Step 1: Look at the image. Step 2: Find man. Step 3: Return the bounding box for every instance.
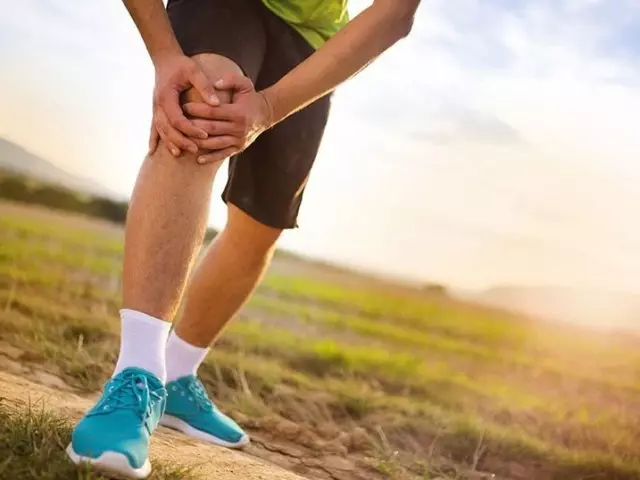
[66,0,420,478]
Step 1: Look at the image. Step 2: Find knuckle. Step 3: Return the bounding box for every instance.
[178,119,192,131]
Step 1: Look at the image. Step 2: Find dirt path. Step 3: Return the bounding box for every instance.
[0,366,306,480]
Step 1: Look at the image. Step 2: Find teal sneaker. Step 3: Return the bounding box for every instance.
[160,375,249,448]
[66,368,167,479]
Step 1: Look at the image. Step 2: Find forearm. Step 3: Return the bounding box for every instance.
[263,0,419,125]
[123,0,182,64]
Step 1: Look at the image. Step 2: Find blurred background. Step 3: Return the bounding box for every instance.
[1,1,640,479]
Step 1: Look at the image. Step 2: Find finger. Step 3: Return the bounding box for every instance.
[165,140,180,157]
[195,135,238,151]
[148,123,159,156]
[190,67,221,106]
[159,108,200,154]
[159,90,208,139]
[157,129,180,158]
[191,119,238,136]
[183,102,237,121]
[197,147,238,165]
[214,73,253,93]
[156,110,197,156]
[154,114,179,156]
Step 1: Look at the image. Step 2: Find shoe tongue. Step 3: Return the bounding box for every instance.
[118,367,163,390]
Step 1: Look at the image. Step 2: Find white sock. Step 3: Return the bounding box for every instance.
[113,309,171,383]
[165,331,210,383]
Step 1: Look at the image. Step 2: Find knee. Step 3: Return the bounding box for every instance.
[148,54,245,167]
[222,225,281,264]
[182,84,232,106]
[220,206,282,264]
[182,53,245,106]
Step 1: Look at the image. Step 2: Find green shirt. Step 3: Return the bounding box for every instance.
[261,0,349,49]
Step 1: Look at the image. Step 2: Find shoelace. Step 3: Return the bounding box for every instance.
[100,372,163,421]
[186,378,214,412]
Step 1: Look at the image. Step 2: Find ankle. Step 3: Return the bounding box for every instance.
[165,331,210,383]
[113,309,171,383]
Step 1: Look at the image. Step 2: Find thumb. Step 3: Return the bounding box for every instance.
[215,73,254,93]
[190,67,220,106]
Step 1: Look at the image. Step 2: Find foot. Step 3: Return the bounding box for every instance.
[67,368,167,479]
[160,375,249,448]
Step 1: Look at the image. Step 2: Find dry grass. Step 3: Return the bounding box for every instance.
[0,399,195,480]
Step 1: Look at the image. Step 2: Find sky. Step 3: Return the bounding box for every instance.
[1,0,640,291]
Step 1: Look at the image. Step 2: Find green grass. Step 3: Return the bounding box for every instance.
[0,216,123,255]
[3,202,640,479]
[1,238,120,276]
[0,400,194,480]
[261,274,530,344]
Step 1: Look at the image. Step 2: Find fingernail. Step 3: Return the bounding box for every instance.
[189,145,198,154]
[198,156,206,164]
[198,130,208,139]
[172,148,179,156]
[210,95,219,104]
[215,79,224,88]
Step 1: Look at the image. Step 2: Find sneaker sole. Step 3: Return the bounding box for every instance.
[159,414,250,449]
[66,444,151,479]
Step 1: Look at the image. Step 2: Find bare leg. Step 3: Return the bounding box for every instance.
[122,54,243,321]
[67,54,254,473]
[174,205,282,347]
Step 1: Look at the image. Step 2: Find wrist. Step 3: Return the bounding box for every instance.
[149,45,184,68]
[260,85,287,127]
[258,89,277,130]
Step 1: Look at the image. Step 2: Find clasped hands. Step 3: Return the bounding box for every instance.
[148,54,274,164]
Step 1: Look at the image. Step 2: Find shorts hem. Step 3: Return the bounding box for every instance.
[223,196,299,230]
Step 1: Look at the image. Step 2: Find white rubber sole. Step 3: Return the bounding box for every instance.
[159,414,250,449]
[66,444,151,479]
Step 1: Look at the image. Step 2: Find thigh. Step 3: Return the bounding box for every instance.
[167,0,267,82]
[223,9,332,229]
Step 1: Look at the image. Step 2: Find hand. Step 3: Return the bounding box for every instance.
[149,54,220,157]
[182,74,274,164]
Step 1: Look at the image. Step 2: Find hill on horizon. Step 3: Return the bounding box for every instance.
[0,137,117,199]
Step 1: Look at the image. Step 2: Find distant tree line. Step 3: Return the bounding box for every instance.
[0,170,218,239]
[0,171,129,223]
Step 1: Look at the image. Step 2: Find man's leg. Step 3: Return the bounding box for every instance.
[160,205,280,447]
[112,54,242,383]
[173,204,281,348]
[67,53,244,478]
[159,1,332,448]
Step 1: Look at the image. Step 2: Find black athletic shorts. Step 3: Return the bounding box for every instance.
[167,0,332,229]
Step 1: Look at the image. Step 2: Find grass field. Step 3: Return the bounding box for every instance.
[2,201,640,479]
[0,400,194,480]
